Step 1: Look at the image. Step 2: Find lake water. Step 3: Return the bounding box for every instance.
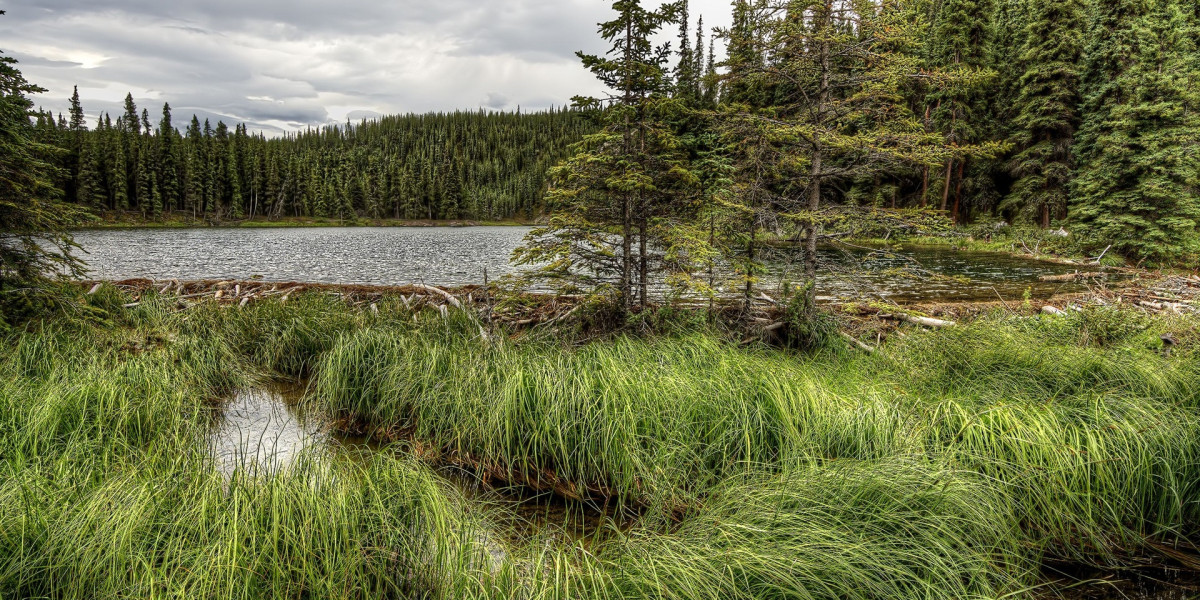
[74,227,1101,303]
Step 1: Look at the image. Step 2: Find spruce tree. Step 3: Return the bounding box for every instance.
[68,86,86,132]
[158,103,180,212]
[1003,0,1086,227]
[0,15,85,327]
[122,93,140,135]
[926,0,996,220]
[514,0,695,310]
[1071,0,1200,262]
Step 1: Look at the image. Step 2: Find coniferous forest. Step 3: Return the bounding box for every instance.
[31,0,1200,268]
[34,99,589,222]
[5,4,1200,600]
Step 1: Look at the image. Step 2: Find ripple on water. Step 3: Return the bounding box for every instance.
[74,227,1109,302]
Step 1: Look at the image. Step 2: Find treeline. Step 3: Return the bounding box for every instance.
[32,98,590,221]
[522,0,1199,315]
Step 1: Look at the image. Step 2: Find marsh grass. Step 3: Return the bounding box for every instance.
[2,289,1198,599]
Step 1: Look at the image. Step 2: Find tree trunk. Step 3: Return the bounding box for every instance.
[952,160,965,224]
[940,159,953,212]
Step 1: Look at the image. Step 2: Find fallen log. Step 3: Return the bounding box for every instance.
[1039,272,1107,283]
[840,333,876,354]
[883,313,957,328]
[411,284,462,309]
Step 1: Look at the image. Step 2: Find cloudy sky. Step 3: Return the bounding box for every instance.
[2,0,731,136]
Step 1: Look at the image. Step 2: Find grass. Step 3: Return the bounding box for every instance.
[2,288,1198,598]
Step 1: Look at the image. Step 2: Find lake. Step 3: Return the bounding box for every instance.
[73,227,1100,303]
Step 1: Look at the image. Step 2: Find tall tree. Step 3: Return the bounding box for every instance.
[717,0,1002,308]
[0,13,85,327]
[1071,0,1200,262]
[1002,0,1086,227]
[926,0,996,221]
[515,0,696,311]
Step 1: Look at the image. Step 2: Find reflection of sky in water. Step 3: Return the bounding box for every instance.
[75,227,1099,303]
[209,387,325,476]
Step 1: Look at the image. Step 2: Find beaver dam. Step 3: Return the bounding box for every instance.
[2,283,1199,599]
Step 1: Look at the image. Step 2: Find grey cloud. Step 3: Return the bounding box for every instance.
[2,0,732,136]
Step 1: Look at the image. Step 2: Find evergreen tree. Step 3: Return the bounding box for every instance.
[1071,0,1200,262]
[926,0,996,221]
[1003,0,1087,227]
[158,103,180,211]
[122,93,139,135]
[68,86,86,132]
[0,14,85,327]
[515,0,695,310]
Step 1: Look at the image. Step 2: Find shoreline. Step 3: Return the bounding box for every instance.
[75,214,536,230]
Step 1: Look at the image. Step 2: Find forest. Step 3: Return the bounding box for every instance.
[34,102,589,222]
[3,2,1200,600]
[30,0,1200,272]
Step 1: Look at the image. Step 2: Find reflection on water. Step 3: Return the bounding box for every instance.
[75,227,526,288]
[1038,566,1199,600]
[75,227,1112,303]
[208,386,326,476]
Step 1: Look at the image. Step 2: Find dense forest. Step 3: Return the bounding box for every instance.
[31,101,589,222]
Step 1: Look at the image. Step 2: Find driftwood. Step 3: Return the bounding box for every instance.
[411,284,462,309]
[1039,272,1107,283]
[882,313,957,328]
[1041,305,1066,316]
[840,333,876,354]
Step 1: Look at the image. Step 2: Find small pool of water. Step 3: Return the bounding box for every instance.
[1038,566,1199,599]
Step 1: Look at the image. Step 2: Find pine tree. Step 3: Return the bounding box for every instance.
[1071,0,1200,262]
[717,0,1004,307]
[122,93,139,135]
[927,0,996,221]
[158,103,180,212]
[675,0,699,103]
[68,86,86,131]
[1003,0,1086,227]
[76,136,104,207]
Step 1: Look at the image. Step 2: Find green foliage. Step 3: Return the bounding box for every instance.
[515,1,700,311]
[1071,0,1200,263]
[0,19,86,331]
[3,296,1200,598]
[1002,0,1087,226]
[39,100,590,222]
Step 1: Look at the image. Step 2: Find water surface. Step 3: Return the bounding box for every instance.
[75,227,1104,303]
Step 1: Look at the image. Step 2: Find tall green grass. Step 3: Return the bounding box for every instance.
[312,303,1200,565]
[2,289,1198,599]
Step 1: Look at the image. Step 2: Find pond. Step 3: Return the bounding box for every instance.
[74,227,1105,303]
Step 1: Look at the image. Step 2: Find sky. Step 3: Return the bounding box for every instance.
[1,0,732,136]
